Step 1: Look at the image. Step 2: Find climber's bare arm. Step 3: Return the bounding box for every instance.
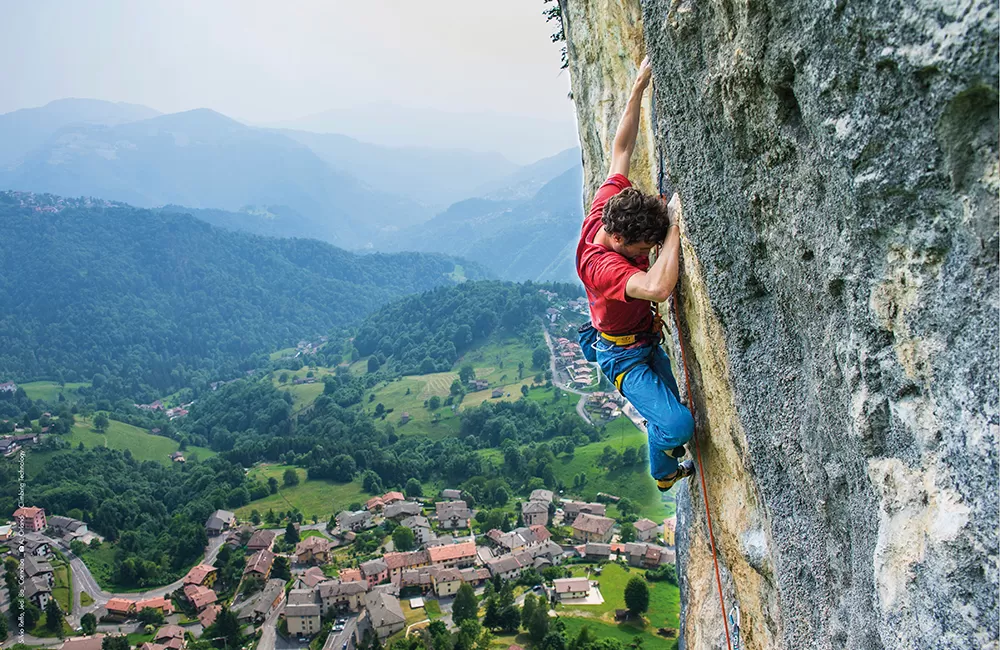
[608,56,653,179]
[625,193,682,303]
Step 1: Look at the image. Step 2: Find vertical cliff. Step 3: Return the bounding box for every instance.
[560,0,998,648]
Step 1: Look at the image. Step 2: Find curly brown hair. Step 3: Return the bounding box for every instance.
[601,188,670,245]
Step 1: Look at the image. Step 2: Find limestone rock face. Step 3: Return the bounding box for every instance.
[561,0,998,648]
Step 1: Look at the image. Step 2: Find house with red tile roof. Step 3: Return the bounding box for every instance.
[182,563,217,587]
[247,529,277,553]
[384,550,430,585]
[295,535,331,564]
[13,506,46,532]
[183,584,217,610]
[339,567,363,583]
[105,598,135,617]
[663,516,677,547]
[381,491,405,505]
[136,596,174,615]
[633,518,659,542]
[57,635,106,650]
[295,566,327,590]
[198,605,221,628]
[427,541,477,568]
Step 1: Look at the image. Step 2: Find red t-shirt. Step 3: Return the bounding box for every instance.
[576,174,654,334]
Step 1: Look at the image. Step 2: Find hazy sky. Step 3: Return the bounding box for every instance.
[0,1,576,144]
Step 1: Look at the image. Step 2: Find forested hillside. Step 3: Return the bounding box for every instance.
[353,280,581,374]
[0,193,485,394]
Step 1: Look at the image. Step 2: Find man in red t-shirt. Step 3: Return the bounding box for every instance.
[575,57,695,492]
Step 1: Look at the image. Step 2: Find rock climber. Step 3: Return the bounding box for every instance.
[575,56,695,492]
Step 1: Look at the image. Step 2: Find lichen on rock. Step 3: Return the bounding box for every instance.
[561,0,999,647]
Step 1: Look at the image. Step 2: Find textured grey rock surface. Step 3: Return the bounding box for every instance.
[560,0,997,647]
[635,0,999,647]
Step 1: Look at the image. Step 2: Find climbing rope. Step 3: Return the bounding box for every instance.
[670,299,732,650]
[651,79,733,650]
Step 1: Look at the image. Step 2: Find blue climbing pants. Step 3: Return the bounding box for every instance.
[595,340,694,480]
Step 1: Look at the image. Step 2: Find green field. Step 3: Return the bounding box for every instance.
[265,335,547,441]
[367,375,461,439]
[272,367,338,413]
[454,336,540,389]
[237,465,371,521]
[558,563,680,650]
[20,381,90,402]
[20,417,215,476]
[560,617,677,650]
[52,561,72,612]
[564,563,680,626]
[269,347,298,360]
[551,420,674,521]
[66,417,217,464]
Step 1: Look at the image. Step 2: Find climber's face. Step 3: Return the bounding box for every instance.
[611,235,656,261]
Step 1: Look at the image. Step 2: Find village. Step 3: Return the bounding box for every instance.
[5,485,678,650]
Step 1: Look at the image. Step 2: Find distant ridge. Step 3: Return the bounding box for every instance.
[0,98,161,167]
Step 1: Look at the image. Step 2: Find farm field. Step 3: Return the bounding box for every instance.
[68,417,217,463]
[366,374,461,439]
[20,417,215,476]
[453,336,541,389]
[271,366,338,413]
[238,464,372,521]
[20,380,90,402]
[266,335,551,439]
[269,347,298,360]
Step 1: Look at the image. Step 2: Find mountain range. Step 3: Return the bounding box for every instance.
[0,98,585,280]
[382,164,584,282]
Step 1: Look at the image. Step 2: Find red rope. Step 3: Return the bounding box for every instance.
[670,275,732,650]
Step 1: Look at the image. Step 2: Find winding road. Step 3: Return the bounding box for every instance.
[541,326,647,433]
[541,327,594,426]
[22,531,226,627]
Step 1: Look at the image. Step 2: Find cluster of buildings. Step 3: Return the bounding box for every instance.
[553,338,596,388]
[0,516,55,608]
[134,400,191,419]
[0,430,40,456]
[334,491,473,545]
[7,479,680,649]
[586,392,627,419]
[53,626,185,650]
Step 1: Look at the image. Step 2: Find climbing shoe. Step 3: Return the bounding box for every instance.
[666,445,687,459]
[656,460,695,492]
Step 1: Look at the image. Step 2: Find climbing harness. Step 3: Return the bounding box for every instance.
[653,83,735,650]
